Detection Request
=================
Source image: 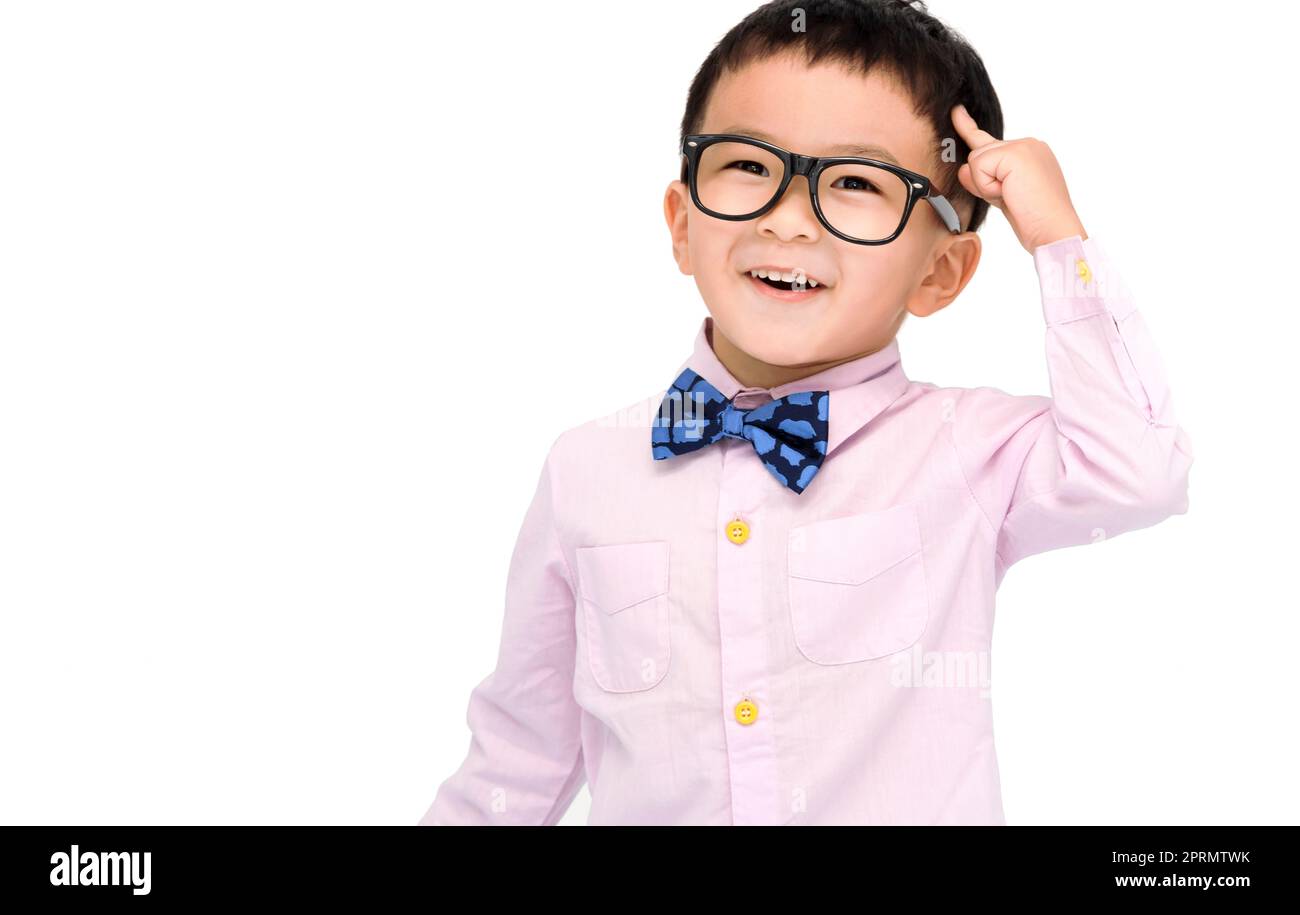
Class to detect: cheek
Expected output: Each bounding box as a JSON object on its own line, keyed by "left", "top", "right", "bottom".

{"left": 687, "top": 215, "right": 732, "bottom": 255}
{"left": 838, "top": 250, "right": 918, "bottom": 306}
{"left": 686, "top": 226, "right": 741, "bottom": 287}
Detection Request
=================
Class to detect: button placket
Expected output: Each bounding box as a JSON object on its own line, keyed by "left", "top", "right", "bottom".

{"left": 715, "top": 440, "right": 781, "bottom": 825}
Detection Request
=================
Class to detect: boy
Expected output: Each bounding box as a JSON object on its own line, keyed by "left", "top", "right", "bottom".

{"left": 417, "top": 0, "right": 1193, "bottom": 825}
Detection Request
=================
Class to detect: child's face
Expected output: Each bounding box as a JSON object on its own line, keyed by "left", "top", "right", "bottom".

{"left": 665, "top": 52, "right": 979, "bottom": 375}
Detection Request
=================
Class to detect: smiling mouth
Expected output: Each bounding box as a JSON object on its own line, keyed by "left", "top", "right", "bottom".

{"left": 745, "top": 266, "right": 827, "bottom": 290}
{"left": 756, "top": 275, "right": 803, "bottom": 290}
{"left": 744, "top": 274, "right": 827, "bottom": 303}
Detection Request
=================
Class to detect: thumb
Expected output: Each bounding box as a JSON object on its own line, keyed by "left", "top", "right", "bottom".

{"left": 955, "top": 163, "right": 981, "bottom": 200}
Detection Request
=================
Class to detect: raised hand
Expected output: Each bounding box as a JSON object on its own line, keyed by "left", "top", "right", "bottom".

{"left": 951, "top": 103, "right": 1088, "bottom": 253}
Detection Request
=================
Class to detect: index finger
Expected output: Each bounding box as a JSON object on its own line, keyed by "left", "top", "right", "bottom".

{"left": 950, "top": 103, "right": 999, "bottom": 150}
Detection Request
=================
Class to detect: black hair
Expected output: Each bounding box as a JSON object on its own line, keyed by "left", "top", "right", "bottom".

{"left": 678, "top": 0, "right": 1004, "bottom": 234}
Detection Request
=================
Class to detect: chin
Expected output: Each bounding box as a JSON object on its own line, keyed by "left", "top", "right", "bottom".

{"left": 724, "top": 319, "right": 826, "bottom": 367}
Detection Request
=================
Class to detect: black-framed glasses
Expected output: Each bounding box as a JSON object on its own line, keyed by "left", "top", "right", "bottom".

{"left": 679, "top": 133, "right": 962, "bottom": 245}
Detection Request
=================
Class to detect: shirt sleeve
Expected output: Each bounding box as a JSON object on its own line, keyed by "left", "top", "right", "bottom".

{"left": 949, "top": 234, "right": 1195, "bottom": 582}
{"left": 416, "top": 440, "right": 586, "bottom": 825}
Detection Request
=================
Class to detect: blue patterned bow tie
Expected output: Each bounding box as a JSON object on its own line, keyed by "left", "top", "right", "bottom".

{"left": 651, "top": 367, "right": 830, "bottom": 494}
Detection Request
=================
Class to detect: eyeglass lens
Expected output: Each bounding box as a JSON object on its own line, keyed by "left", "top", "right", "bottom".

{"left": 694, "top": 140, "right": 912, "bottom": 242}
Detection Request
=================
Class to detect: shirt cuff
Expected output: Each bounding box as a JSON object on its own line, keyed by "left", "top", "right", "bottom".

{"left": 1031, "top": 233, "right": 1137, "bottom": 326}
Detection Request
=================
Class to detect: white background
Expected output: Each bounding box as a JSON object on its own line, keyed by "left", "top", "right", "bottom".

{"left": 1, "top": 0, "right": 1295, "bottom": 825}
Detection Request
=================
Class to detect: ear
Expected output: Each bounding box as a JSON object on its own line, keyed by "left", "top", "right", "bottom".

{"left": 905, "top": 231, "right": 981, "bottom": 318}
{"left": 664, "top": 180, "right": 693, "bottom": 276}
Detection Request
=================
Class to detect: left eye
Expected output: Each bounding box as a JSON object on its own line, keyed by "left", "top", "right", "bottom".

{"left": 831, "top": 174, "right": 879, "bottom": 193}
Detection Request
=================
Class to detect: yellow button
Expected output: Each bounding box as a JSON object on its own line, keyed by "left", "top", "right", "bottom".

{"left": 734, "top": 698, "right": 758, "bottom": 725}
{"left": 725, "top": 518, "right": 750, "bottom": 544}
{"left": 1076, "top": 259, "right": 1091, "bottom": 285}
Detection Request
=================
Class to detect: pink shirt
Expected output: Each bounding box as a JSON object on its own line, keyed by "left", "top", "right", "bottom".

{"left": 418, "top": 234, "right": 1194, "bottom": 825}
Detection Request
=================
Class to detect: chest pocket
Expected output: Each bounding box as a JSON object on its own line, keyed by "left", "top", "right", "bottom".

{"left": 575, "top": 540, "right": 670, "bottom": 692}
{"left": 787, "top": 503, "right": 928, "bottom": 665}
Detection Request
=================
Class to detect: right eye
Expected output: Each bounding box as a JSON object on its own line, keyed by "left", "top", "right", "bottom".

{"left": 724, "top": 159, "right": 770, "bottom": 177}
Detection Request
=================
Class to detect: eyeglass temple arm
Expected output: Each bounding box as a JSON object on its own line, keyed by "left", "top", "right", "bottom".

{"left": 925, "top": 192, "right": 962, "bottom": 234}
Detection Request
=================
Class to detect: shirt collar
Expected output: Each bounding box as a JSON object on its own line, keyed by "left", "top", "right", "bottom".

{"left": 669, "top": 315, "right": 911, "bottom": 457}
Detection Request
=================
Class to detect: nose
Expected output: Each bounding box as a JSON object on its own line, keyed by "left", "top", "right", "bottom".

{"left": 755, "top": 173, "right": 822, "bottom": 241}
